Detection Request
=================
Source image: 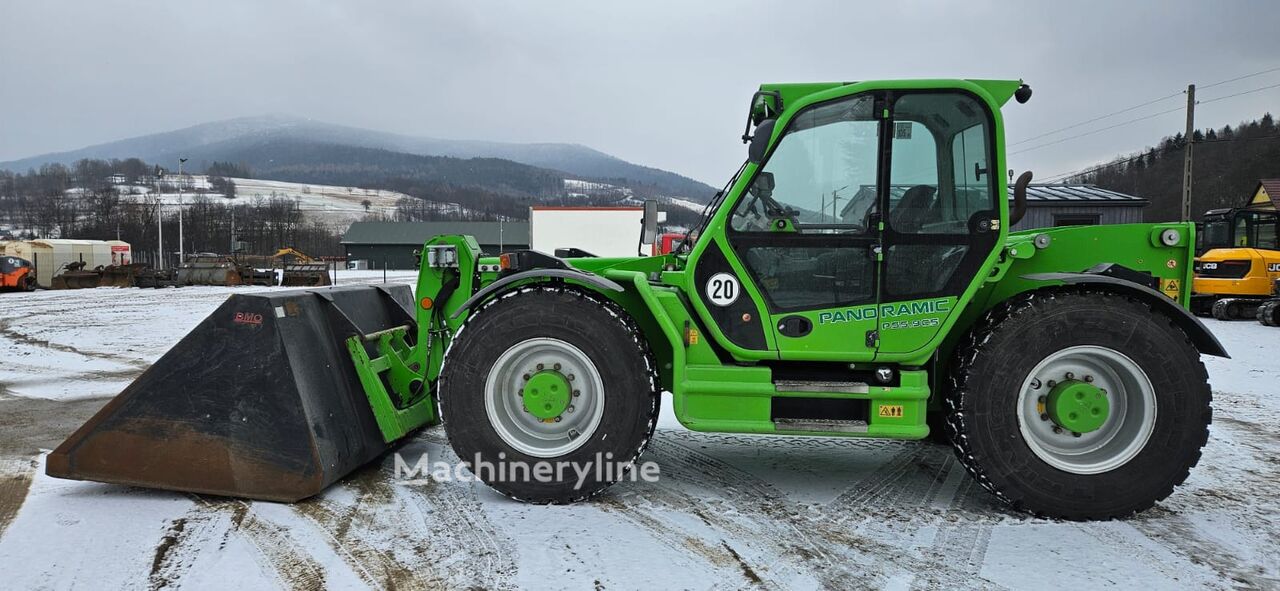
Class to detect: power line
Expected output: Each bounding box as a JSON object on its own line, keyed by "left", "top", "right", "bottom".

{"left": 1038, "top": 133, "right": 1280, "bottom": 183}
{"left": 1008, "top": 91, "right": 1184, "bottom": 147}
{"left": 1197, "top": 81, "right": 1280, "bottom": 105}
{"left": 1009, "top": 105, "right": 1185, "bottom": 156}
{"left": 1008, "top": 65, "right": 1280, "bottom": 149}
{"left": 1040, "top": 152, "right": 1149, "bottom": 184}
{"left": 1199, "top": 65, "right": 1280, "bottom": 90}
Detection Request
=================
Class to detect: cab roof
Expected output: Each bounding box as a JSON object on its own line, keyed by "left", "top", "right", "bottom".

{"left": 759, "top": 79, "right": 1024, "bottom": 112}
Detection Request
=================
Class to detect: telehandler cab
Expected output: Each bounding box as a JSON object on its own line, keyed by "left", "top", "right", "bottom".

{"left": 50, "top": 79, "right": 1224, "bottom": 520}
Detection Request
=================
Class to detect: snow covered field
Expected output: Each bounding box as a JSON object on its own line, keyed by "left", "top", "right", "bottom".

{"left": 0, "top": 283, "right": 1277, "bottom": 589}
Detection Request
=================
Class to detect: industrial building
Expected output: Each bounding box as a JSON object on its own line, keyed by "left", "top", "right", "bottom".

{"left": 341, "top": 221, "right": 530, "bottom": 269}
{"left": 1007, "top": 184, "right": 1148, "bottom": 230}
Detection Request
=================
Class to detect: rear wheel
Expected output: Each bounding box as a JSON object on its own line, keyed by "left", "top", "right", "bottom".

{"left": 945, "top": 290, "right": 1211, "bottom": 520}
{"left": 440, "top": 285, "right": 659, "bottom": 503}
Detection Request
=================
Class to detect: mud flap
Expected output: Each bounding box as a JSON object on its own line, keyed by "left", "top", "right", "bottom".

{"left": 47, "top": 284, "right": 437, "bottom": 502}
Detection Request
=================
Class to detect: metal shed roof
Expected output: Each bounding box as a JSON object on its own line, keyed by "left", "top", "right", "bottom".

{"left": 1009, "top": 184, "right": 1148, "bottom": 206}
{"left": 341, "top": 221, "right": 530, "bottom": 245}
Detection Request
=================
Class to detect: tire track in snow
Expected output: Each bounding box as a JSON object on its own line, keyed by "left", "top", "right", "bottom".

{"left": 1129, "top": 512, "right": 1278, "bottom": 589}
{"left": 146, "top": 507, "right": 233, "bottom": 590}
{"left": 294, "top": 467, "right": 433, "bottom": 591}
{"left": 641, "top": 433, "right": 1007, "bottom": 589}
{"left": 153, "top": 498, "right": 329, "bottom": 591}
{"left": 0, "top": 316, "right": 151, "bottom": 370}
{"left": 397, "top": 441, "right": 517, "bottom": 590}
{"left": 297, "top": 437, "right": 517, "bottom": 590}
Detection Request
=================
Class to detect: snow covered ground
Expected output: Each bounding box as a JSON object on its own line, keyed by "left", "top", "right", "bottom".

{"left": 0, "top": 284, "right": 1277, "bottom": 589}
{"left": 99, "top": 177, "right": 479, "bottom": 227}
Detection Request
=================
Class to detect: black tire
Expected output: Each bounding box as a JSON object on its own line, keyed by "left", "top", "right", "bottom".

{"left": 440, "top": 285, "right": 659, "bottom": 503}
{"left": 945, "top": 289, "right": 1212, "bottom": 520}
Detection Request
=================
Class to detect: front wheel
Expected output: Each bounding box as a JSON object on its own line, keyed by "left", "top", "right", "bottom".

{"left": 440, "top": 285, "right": 659, "bottom": 503}
{"left": 946, "top": 290, "right": 1212, "bottom": 520}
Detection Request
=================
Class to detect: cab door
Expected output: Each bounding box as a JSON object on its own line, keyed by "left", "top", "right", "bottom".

{"left": 874, "top": 91, "right": 1002, "bottom": 358}
{"left": 709, "top": 92, "right": 886, "bottom": 361}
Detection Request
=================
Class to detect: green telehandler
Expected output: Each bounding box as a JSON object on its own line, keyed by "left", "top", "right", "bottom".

{"left": 49, "top": 78, "right": 1224, "bottom": 520}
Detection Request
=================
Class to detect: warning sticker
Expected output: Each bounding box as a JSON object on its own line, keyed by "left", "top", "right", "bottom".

{"left": 1160, "top": 278, "right": 1180, "bottom": 300}
{"left": 877, "top": 404, "right": 904, "bottom": 419}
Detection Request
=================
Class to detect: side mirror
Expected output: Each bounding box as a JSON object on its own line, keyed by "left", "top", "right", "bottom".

{"left": 641, "top": 199, "right": 660, "bottom": 245}
{"left": 1010, "top": 171, "right": 1033, "bottom": 226}
{"left": 748, "top": 119, "right": 776, "bottom": 164}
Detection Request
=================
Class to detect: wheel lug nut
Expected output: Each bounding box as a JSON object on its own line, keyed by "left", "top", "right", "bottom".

{"left": 573, "top": 390, "right": 581, "bottom": 397}
{"left": 1039, "top": 413, "right": 1050, "bottom": 421}
{"left": 1037, "top": 395, "right": 1046, "bottom": 404}
{"left": 1052, "top": 426, "right": 1063, "bottom": 434}
{"left": 567, "top": 374, "right": 575, "bottom": 381}
{"left": 554, "top": 363, "right": 561, "bottom": 370}
{"left": 518, "top": 389, "right": 524, "bottom": 397}
{"left": 1072, "top": 432, "right": 1082, "bottom": 438}
{"left": 567, "top": 405, "right": 575, "bottom": 413}
{"left": 1084, "top": 375, "right": 1094, "bottom": 383}
{"left": 537, "top": 363, "right": 544, "bottom": 370}
{"left": 1030, "top": 378, "right": 1042, "bottom": 390}
{"left": 1047, "top": 380, "right": 1057, "bottom": 388}
{"left": 522, "top": 373, "right": 531, "bottom": 381}
{"left": 1065, "top": 372, "right": 1075, "bottom": 380}
{"left": 554, "top": 416, "right": 562, "bottom": 422}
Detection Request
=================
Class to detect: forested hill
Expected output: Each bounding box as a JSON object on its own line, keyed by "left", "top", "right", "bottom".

{"left": 1066, "top": 113, "right": 1279, "bottom": 220}
{"left": 0, "top": 115, "right": 717, "bottom": 201}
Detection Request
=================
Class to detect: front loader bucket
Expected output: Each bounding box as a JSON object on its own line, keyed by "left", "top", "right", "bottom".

{"left": 47, "top": 284, "right": 437, "bottom": 502}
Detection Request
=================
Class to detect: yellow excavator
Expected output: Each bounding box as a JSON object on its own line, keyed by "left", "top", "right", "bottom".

{"left": 272, "top": 247, "right": 332, "bottom": 287}
{"left": 1192, "top": 180, "right": 1280, "bottom": 320}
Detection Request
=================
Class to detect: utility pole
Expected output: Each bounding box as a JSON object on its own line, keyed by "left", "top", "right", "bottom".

{"left": 155, "top": 170, "right": 164, "bottom": 270}
{"left": 178, "top": 158, "right": 187, "bottom": 263}
{"left": 1181, "top": 84, "right": 1195, "bottom": 222}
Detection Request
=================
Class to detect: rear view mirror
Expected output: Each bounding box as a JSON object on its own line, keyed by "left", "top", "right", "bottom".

{"left": 748, "top": 119, "right": 776, "bottom": 163}
{"left": 642, "top": 199, "right": 660, "bottom": 245}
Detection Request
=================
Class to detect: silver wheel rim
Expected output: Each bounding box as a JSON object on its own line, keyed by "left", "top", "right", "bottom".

{"left": 1016, "top": 345, "right": 1157, "bottom": 475}
{"left": 484, "top": 338, "right": 605, "bottom": 458}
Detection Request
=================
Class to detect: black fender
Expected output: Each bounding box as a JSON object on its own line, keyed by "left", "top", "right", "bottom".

{"left": 449, "top": 268, "right": 624, "bottom": 320}
{"left": 1023, "top": 272, "right": 1229, "bottom": 358}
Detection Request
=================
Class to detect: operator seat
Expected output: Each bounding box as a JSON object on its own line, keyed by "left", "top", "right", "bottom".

{"left": 890, "top": 185, "right": 939, "bottom": 233}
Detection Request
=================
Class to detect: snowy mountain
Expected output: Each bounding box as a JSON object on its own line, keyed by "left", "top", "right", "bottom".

{"left": 0, "top": 115, "right": 716, "bottom": 200}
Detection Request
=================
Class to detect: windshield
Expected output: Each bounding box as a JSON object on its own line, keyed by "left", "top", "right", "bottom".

{"left": 1200, "top": 218, "right": 1232, "bottom": 251}
{"left": 1, "top": 256, "right": 30, "bottom": 274}
{"left": 680, "top": 161, "right": 747, "bottom": 253}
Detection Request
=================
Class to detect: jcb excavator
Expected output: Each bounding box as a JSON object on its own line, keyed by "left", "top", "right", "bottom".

{"left": 1192, "top": 206, "right": 1280, "bottom": 319}
{"left": 273, "top": 247, "right": 332, "bottom": 287}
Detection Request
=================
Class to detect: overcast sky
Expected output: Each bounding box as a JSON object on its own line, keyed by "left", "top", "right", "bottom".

{"left": 2, "top": 0, "right": 1278, "bottom": 185}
